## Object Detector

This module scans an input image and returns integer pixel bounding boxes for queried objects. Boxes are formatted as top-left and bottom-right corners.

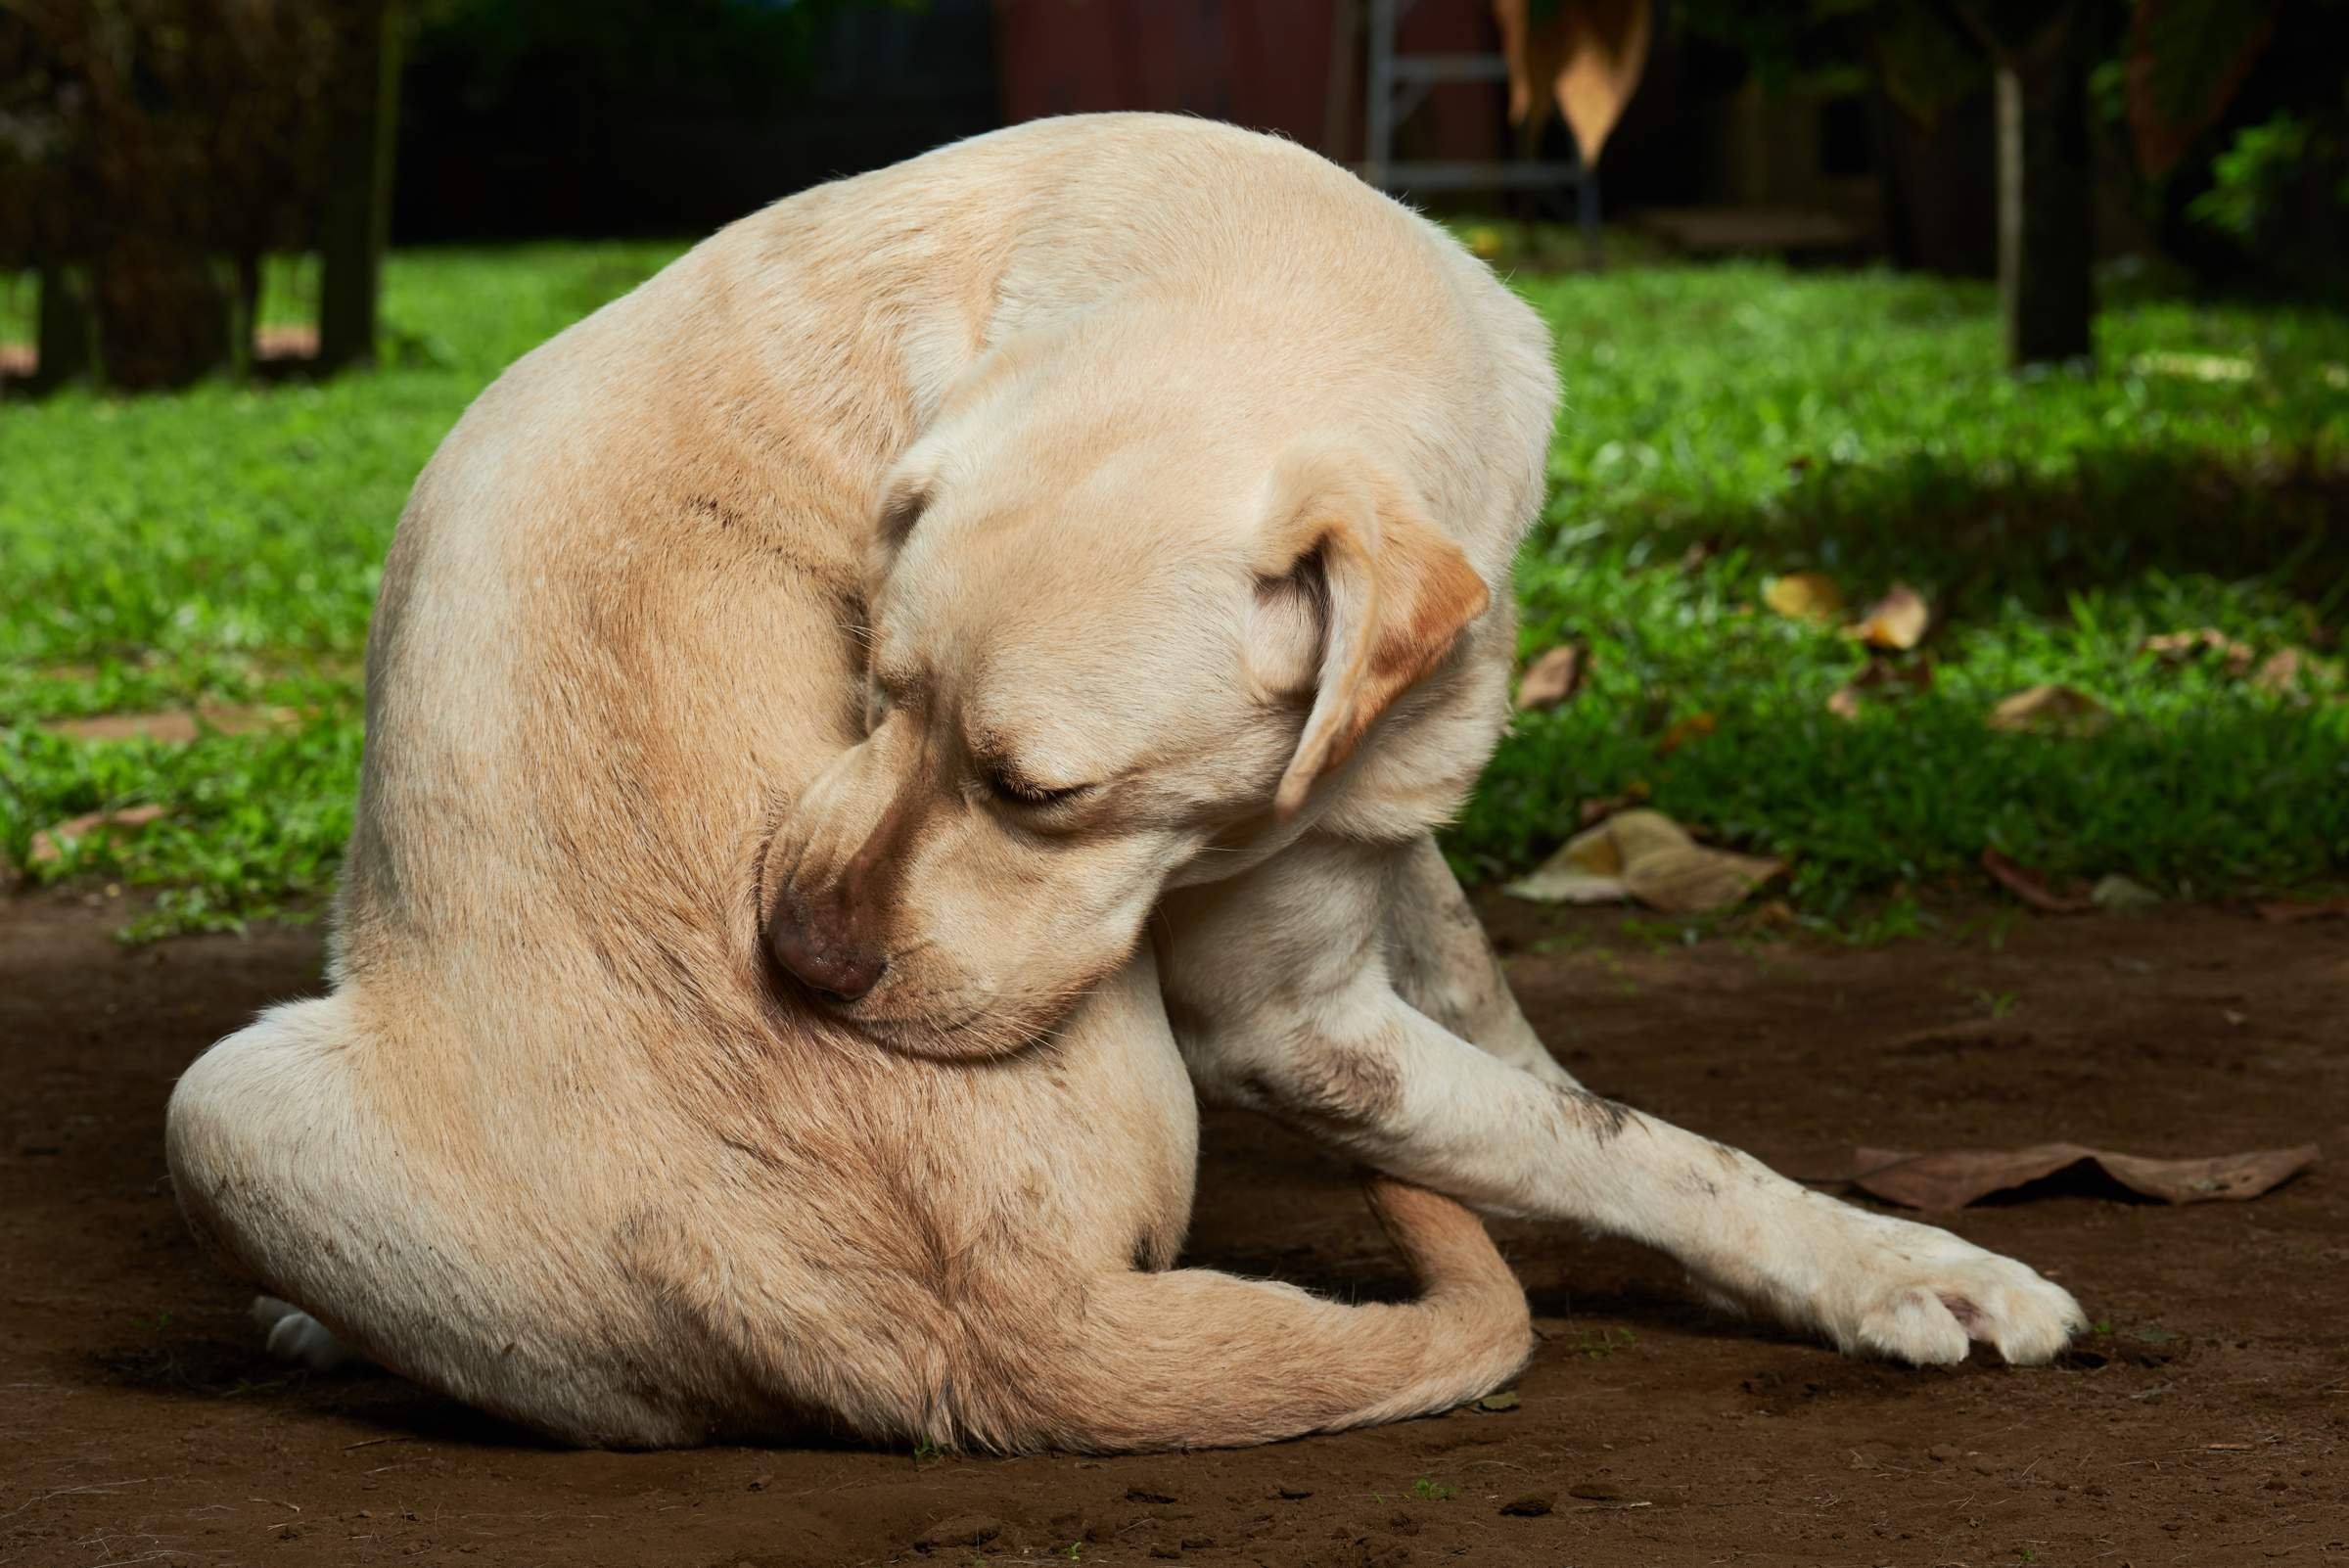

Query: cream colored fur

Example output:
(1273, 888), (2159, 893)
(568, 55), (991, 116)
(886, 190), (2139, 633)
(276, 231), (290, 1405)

(165, 115), (1537, 1451)
(168, 114), (2081, 1453)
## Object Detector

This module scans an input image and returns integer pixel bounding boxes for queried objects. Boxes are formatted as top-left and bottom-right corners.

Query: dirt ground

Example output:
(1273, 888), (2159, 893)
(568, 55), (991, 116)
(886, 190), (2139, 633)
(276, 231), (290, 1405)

(3, 888), (2343, 1568)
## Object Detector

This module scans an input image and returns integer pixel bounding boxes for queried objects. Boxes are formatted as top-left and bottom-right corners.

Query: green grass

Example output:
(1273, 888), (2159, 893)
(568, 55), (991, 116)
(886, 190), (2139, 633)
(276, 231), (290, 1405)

(2, 244), (2345, 937)
(0, 244), (686, 934)
(1461, 261), (2349, 916)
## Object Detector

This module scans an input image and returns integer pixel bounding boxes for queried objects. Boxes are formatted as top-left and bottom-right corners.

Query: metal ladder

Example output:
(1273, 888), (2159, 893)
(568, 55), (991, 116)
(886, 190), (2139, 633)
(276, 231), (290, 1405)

(1359, 0), (1600, 247)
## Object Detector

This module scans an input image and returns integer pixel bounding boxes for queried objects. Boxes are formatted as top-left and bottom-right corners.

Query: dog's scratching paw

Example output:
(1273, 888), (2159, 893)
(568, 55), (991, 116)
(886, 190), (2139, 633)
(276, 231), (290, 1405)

(252, 1294), (358, 1372)
(1829, 1222), (2085, 1367)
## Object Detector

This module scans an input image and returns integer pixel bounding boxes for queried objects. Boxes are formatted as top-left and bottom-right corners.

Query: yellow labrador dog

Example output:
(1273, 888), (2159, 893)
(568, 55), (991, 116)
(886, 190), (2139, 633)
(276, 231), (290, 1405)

(167, 115), (2082, 1453)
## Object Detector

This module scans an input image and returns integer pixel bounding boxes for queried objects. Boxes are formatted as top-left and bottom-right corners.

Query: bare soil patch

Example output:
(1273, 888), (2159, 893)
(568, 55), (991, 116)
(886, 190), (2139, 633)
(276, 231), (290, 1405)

(3, 889), (2342, 1566)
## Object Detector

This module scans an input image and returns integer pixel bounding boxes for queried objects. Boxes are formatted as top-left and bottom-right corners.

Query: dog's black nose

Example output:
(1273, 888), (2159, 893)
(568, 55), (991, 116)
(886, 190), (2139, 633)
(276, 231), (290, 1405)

(766, 899), (886, 1004)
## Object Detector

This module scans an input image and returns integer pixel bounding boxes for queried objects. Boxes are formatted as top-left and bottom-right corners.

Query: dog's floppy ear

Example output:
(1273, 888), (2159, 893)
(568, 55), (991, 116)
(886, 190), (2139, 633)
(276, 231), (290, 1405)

(1254, 446), (1490, 820)
(865, 451), (937, 588)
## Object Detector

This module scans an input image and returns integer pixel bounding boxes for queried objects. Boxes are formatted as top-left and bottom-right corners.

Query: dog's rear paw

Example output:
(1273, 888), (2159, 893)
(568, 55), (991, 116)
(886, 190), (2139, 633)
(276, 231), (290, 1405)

(1826, 1220), (2085, 1366)
(251, 1295), (360, 1372)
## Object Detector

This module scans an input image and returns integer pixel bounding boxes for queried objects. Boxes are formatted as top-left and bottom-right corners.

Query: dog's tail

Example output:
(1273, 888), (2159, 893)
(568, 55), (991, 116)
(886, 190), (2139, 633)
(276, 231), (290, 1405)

(958, 1176), (1532, 1453)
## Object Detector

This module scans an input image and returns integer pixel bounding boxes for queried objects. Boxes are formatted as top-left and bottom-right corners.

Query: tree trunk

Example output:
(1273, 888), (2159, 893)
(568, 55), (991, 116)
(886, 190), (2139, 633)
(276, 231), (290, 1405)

(31, 263), (97, 392)
(318, 1), (403, 374)
(1992, 15), (2094, 368)
(93, 242), (235, 392)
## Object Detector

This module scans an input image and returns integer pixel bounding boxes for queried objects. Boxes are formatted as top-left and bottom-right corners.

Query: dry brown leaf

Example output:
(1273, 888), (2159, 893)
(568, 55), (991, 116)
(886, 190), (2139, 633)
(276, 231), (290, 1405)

(42, 705), (296, 744)
(1987, 684), (2111, 735)
(2254, 897), (2349, 924)
(1981, 848), (2093, 914)
(1493, 0), (1654, 164)
(2253, 647), (2307, 694)
(1552, 0), (1651, 164)
(1622, 843), (1784, 915)
(1853, 1142), (2318, 1210)
(2140, 627), (2254, 675)
(29, 804), (169, 865)
(1506, 808), (1782, 914)
(1845, 584), (1930, 651)
(1655, 711), (1715, 756)
(1762, 572), (1845, 624)
(1515, 644), (1589, 711)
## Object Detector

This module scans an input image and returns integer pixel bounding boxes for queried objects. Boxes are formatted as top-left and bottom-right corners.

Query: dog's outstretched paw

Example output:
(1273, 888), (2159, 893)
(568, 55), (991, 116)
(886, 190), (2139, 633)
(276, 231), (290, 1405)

(251, 1295), (359, 1373)
(1824, 1217), (2086, 1366)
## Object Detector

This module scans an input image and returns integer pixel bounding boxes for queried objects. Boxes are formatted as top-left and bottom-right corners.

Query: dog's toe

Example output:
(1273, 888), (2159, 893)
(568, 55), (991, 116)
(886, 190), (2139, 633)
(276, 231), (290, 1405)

(1829, 1222), (2083, 1367)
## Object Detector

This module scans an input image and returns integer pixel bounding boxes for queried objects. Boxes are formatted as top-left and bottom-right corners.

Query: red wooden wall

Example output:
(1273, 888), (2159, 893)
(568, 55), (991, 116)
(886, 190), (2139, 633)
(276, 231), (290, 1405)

(990, 0), (1505, 167)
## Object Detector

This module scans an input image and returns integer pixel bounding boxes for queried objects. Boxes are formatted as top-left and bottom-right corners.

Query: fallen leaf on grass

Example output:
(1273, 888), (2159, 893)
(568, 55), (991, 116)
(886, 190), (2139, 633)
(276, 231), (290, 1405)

(1655, 711), (1715, 756)
(2129, 351), (2254, 383)
(1981, 849), (2093, 914)
(1515, 644), (1588, 711)
(1987, 684), (2110, 736)
(2140, 628), (2255, 675)
(2255, 897), (2349, 923)
(1506, 808), (1784, 914)
(1844, 583), (1930, 651)
(1852, 1143), (2319, 1210)
(1507, 809), (1684, 903)
(1762, 572), (1844, 623)
(2090, 873), (2162, 913)
(2252, 647), (2309, 694)
(42, 705), (296, 744)
(29, 804), (169, 865)
(1826, 656), (1934, 719)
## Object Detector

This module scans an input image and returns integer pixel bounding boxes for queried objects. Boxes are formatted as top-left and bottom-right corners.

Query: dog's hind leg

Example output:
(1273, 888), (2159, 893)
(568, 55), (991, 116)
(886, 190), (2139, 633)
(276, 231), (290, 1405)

(1382, 835), (1579, 1088)
(956, 1177), (1530, 1453)
(167, 993), (701, 1446)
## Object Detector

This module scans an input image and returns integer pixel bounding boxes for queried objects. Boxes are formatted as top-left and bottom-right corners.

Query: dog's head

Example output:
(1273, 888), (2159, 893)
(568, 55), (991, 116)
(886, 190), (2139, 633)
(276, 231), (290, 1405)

(760, 343), (1491, 1056)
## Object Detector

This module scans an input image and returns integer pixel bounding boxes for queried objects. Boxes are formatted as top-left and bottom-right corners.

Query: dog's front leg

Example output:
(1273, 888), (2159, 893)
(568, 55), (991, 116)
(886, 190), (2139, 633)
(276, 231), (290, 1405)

(1381, 835), (1582, 1089)
(1160, 838), (2085, 1366)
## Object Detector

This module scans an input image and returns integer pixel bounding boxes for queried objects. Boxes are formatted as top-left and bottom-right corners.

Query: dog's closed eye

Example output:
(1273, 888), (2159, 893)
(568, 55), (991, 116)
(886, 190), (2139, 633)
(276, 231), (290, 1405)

(979, 761), (1092, 809)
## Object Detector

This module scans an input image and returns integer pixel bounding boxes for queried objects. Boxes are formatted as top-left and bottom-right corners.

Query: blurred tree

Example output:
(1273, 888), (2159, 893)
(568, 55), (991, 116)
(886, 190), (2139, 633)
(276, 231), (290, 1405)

(392, 0), (944, 241)
(0, 0), (346, 391)
(1951, 0), (2095, 367)
(1681, 0), (2317, 368)
(2131, 0), (2345, 297)
(319, 0), (403, 370)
